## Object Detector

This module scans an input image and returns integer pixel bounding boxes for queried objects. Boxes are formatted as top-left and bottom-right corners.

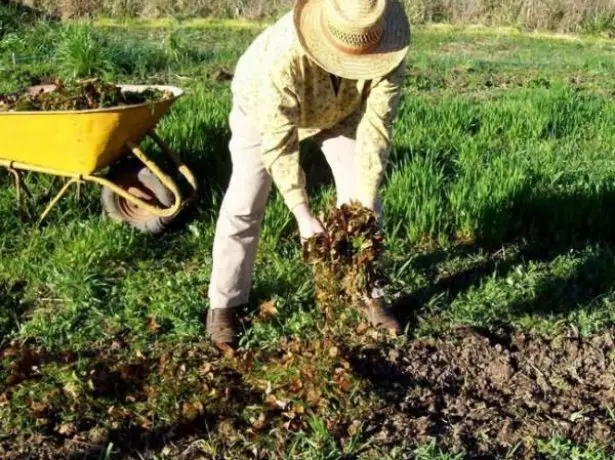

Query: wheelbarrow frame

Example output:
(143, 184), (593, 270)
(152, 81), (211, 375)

(0, 85), (197, 227)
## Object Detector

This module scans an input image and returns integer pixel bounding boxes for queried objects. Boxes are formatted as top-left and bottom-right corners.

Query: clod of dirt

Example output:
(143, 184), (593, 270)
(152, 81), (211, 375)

(0, 79), (173, 112)
(302, 202), (386, 311)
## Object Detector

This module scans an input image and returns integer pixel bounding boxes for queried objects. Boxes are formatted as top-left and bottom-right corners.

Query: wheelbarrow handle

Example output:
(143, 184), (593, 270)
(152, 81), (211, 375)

(87, 143), (182, 219)
(148, 131), (198, 193)
(90, 134), (197, 220)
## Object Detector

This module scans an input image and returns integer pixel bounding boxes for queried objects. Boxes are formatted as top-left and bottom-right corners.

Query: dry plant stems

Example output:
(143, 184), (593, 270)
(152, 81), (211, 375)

(10, 0), (615, 33)
(302, 202), (387, 314)
(0, 79), (172, 112)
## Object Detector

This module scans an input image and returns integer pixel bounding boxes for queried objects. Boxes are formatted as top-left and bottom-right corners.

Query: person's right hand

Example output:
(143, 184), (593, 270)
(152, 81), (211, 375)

(292, 204), (324, 241)
(297, 214), (325, 241)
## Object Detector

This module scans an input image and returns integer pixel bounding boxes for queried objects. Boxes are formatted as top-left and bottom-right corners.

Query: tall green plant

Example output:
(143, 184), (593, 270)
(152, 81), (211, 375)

(55, 23), (114, 79)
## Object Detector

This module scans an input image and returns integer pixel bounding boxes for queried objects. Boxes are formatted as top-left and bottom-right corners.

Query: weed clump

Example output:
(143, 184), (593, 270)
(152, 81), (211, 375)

(302, 202), (386, 311)
(0, 79), (172, 112)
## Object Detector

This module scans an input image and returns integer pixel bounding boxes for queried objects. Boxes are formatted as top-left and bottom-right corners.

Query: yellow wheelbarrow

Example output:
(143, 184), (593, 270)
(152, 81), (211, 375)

(0, 84), (197, 234)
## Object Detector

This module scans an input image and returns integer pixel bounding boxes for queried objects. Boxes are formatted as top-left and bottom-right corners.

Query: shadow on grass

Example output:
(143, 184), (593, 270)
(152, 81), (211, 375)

(393, 173), (615, 332)
(507, 247), (615, 320)
(0, 280), (28, 347)
(476, 179), (615, 250)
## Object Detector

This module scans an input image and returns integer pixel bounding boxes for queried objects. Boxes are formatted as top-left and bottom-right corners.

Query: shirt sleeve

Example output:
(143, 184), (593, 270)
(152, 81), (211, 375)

(258, 57), (308, 212)
(355, 58), (408, 209)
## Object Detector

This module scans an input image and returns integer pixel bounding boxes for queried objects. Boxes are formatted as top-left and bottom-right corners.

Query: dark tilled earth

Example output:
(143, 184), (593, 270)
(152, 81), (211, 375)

(350, 327), (615, 458)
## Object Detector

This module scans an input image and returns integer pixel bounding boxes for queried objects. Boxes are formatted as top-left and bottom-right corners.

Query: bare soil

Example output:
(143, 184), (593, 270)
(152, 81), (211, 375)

(350, 327), (615, 458)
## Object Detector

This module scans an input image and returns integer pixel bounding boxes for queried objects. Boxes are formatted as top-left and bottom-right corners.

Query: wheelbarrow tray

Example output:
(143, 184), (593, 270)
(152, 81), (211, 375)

(0, 85), (183, 175)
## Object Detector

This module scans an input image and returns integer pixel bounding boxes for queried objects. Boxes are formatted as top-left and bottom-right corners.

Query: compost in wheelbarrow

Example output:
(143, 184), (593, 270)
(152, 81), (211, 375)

(0, 79), (172, 112)
(0, 84), (198, 233)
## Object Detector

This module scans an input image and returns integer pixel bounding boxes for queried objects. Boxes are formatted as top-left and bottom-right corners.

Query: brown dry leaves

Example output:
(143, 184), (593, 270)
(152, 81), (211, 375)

(233, 334), (365, 439)
(0, 79), (172, 112)
(258, 299), (278, 321)
(302, 202), (386, 312)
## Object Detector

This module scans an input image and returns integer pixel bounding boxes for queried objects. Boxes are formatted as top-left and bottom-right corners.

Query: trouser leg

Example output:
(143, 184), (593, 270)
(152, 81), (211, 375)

(208, 104), (271, 309)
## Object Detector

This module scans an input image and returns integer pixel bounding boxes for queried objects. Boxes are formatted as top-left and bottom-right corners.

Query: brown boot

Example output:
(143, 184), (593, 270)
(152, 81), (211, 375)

(205, 308), (240, 350)
(359, 297), (401, 335)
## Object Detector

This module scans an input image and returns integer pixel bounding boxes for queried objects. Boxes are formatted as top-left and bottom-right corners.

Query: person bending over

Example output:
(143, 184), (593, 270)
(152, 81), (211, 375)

(206, 0), (410, 348)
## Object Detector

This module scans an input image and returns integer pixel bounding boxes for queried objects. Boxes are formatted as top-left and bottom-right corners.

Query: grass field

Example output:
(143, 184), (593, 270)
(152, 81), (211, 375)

(1, 8), (615, 459)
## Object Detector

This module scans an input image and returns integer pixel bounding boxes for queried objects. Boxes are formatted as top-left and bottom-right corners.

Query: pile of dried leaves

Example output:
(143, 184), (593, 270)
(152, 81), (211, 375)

(302, 202), (386, 312)
(0, 79), (172, 112)
(0, 330), (370, 459)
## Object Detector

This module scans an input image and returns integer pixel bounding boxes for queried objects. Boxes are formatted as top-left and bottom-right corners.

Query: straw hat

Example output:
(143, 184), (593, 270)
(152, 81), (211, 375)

(293, 0), (410, 80)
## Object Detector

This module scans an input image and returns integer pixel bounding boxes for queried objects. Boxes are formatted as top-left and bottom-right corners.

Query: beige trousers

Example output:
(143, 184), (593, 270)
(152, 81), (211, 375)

(208, 103), (380, 309)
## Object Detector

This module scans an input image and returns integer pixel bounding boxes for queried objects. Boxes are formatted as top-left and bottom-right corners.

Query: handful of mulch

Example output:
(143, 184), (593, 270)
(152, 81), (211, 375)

(302, 202), (387, 311)
(0, 79), (172, 112)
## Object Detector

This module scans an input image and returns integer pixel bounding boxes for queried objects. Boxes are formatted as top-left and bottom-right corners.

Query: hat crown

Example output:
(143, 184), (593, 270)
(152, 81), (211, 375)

(293, 0), (410, 80)
(323, 0), (387, 53)
(335, 0), (381, 19)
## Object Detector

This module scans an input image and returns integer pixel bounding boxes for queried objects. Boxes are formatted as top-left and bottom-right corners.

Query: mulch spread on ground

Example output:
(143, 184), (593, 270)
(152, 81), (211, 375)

(1, 325), (614, 459)
(0, 207), (613, 458)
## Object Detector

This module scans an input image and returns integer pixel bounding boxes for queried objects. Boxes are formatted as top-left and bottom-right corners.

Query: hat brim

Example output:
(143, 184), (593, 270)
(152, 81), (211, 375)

(293, 0), (410, 80)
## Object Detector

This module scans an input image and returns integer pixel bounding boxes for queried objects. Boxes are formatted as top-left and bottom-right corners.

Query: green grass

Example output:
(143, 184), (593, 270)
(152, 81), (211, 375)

(1, 11), (615, 459)
(538, 438), (613, 459)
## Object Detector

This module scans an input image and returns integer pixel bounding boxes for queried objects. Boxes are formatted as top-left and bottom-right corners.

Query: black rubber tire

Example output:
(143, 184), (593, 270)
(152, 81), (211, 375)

(101, 163), (176, 234)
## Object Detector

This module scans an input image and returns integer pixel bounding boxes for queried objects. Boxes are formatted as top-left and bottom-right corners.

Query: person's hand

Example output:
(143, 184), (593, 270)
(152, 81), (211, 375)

(292, 204), (324, 241)
(297, 214), (324, 241)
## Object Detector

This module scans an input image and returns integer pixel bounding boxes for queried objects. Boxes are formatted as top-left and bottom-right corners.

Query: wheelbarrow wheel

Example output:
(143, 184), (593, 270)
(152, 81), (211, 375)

(102, 163), (175, 234)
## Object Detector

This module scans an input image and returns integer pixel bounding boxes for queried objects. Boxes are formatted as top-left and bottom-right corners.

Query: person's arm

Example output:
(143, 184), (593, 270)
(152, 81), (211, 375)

(355, 59), (408, 209)
(258, 58), (324, 238)
(259, 60), (308, 213)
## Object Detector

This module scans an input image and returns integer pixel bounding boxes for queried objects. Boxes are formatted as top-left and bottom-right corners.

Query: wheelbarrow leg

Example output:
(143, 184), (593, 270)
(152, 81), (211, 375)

(6, 167), (33, 220)
(38, 177), (79, 225)
(7, 168), (23, 213)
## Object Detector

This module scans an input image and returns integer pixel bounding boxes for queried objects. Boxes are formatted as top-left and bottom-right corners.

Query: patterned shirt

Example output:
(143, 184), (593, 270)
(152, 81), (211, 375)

(231, 12), (408, 211)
